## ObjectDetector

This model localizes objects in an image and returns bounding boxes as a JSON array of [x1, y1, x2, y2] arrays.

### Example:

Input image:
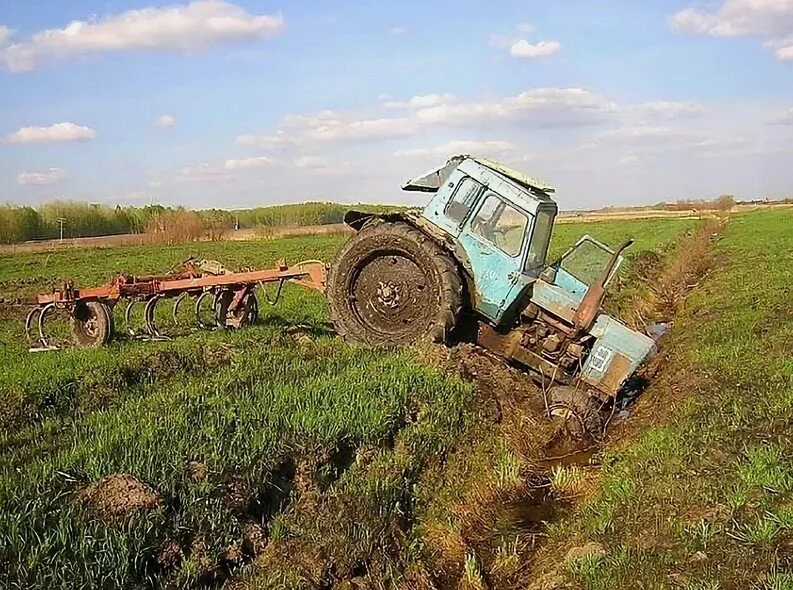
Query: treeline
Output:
[[0, 200, 409, 245]]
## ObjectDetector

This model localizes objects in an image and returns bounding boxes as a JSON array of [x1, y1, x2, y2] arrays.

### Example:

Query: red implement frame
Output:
[[24, 259, 328, 351], [29, 259, 327, 306]]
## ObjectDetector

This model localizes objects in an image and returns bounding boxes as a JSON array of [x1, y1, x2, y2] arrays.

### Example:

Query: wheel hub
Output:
[[350, 254, 436, 337], [376, 281, 401, 309]]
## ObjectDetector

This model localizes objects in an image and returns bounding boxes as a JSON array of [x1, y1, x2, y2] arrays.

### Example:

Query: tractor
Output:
[[327, 155, 658, 438]]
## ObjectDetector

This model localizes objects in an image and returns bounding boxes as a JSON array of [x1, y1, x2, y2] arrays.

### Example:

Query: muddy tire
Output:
[[548, 386, 605, 442], [328, 220, 463, 348], [71, 301, 113, 348]]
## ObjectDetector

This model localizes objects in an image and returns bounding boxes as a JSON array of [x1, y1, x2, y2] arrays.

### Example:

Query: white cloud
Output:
[[17, 167, 67, 186], [292, 155, 350, 174], [155, 114, 176, 128], [384, 93, 456, 109], [0, 1, 285, 72], [394, 139, 517, 158], [224, 156, 273, 169], [234, 131, 295, 149], [5, 122, 97, 143], [510, 39, 561, 58], [590, 124, 704, 145], [390, 27, 406, 36], [772, 107, 793, 124], [670, 1, 793, 61], [638, 100, 709, 118], [178, 154, 274, 181], [0, 25, 12, 46]]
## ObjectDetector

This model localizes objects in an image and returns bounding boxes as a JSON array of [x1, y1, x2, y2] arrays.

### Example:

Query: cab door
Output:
[[458, 190, 533, 324]]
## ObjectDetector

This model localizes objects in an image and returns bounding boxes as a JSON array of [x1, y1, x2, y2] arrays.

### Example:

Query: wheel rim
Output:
[[348, 252, 438, 339], [73, 302, 103, 345]]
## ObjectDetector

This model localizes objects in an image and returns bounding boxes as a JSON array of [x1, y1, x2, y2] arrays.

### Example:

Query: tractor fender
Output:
[[342, 209, 476, 300]]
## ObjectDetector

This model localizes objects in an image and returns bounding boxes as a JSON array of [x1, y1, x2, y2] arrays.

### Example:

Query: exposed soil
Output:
[[78, 473, 163, 520]]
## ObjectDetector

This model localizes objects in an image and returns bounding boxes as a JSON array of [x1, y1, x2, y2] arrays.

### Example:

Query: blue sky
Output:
[[0, 0, 792, 211]]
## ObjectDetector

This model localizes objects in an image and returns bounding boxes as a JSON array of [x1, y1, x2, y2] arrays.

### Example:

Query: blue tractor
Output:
[[328, 155, 657, 437]]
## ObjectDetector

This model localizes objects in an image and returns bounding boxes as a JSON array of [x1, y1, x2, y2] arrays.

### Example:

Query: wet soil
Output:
[[79, 473, 163, 520]]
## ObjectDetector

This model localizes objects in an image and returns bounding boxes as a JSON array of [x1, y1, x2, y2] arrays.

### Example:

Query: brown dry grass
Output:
[[145, 209, 206, 245]]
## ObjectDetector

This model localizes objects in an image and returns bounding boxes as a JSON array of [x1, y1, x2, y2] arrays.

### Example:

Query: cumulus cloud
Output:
[[390, 27, 406, 36], [510, 39, 561, 58], [670, 0, 793, 61], [293, 155, 349, 174], [0, 25, 11, 46], [223, 156, 273, 169], [234, 131, 296, 149], [0, 0, 284, 72], [262, 87, 619, 146], [17, 167, 67, 186], [638, 100, 709, 118], [178, 154, 274, 180], [384, 93, 457, 109], [772, 107, 793, 124], [5, 122, 97, 143], [394, 140, 517, 158], [155, 114, 176, 128]]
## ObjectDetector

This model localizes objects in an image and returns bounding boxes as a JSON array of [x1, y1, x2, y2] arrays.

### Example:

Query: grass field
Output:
[[1, 213, 767, 590]]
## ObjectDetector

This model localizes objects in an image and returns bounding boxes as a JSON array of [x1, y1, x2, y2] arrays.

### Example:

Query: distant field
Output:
[[0, 216, 721, 589]]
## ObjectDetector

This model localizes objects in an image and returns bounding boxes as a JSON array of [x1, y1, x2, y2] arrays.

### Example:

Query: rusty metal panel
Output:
[[529, 280, 577, 323]]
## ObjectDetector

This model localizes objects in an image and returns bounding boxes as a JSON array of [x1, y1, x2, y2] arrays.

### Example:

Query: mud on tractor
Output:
[[327, 155, 658, 438]]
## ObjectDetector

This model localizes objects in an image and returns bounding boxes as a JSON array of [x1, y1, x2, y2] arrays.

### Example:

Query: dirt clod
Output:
[[79, 473, 163, 519], [243, 523, 268, 555], [528, 571, 568, 590], [563, 541, 605, 564], [187, 460, 207, 482], [156, 538, 184, 568]]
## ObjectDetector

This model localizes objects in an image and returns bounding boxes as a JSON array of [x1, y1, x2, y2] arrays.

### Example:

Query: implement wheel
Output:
[[71, 301, 113, 348], [328, 220, 462, 348], [216, 290, 259, 329], [548, 386, 605, 442]]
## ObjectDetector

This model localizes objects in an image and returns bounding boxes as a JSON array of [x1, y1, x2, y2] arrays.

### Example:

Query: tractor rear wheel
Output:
[[328, 220, 462, 348]]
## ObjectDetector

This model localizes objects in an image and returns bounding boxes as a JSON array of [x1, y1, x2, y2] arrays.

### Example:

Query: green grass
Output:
[[0, 217, 698, 588], [539, 209, 793, 590]]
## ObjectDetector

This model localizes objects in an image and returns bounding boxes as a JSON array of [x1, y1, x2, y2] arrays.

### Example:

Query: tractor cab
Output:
[[404, 155, 559, 325]]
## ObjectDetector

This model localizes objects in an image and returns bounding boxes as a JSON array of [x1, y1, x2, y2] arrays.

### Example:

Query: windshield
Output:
[[560, 238, 614, 286], [470, 193, 528, 257]]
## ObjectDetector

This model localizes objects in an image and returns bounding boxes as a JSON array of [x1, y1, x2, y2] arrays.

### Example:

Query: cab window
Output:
[[470, 193, 528, 257], [445, 177, 482, 225], [526, 209, 554, 271]]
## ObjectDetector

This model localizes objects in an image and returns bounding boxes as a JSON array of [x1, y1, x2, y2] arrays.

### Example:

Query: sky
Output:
[[0, 0, 792, 211]]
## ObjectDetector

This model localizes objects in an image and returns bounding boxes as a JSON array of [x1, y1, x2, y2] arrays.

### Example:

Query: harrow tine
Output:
[[143, 295, 170, 341], [172, 292, 189, 326], [37, 303, 56, 349], [195, 291, 216, 330], [25, 307, 42, 343], [125, 300, 139, 336]]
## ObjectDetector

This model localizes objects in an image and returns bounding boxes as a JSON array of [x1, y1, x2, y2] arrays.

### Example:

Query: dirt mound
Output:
[[79, 473, 163, 519]]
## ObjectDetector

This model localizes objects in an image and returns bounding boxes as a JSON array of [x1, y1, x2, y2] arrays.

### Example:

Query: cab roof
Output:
[[401, 154, 556, 195]]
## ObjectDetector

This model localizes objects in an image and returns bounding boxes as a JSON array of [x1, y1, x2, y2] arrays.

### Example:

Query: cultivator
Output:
[[22, 258, 327, 351]]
